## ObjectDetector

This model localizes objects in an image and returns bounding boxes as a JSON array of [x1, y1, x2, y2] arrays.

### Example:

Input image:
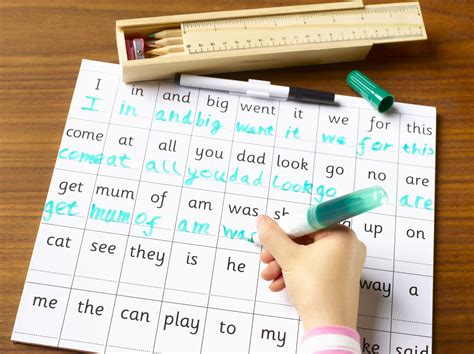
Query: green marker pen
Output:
[[256, 186, 388, 244]]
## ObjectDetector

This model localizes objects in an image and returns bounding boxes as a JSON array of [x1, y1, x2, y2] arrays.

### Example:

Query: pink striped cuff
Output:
[[301, 325, 361, 354], [303, 326, 360, 342]]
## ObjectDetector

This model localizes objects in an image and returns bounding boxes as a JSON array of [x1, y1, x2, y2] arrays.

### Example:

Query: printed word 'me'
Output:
[[32, 296, 57, 309]]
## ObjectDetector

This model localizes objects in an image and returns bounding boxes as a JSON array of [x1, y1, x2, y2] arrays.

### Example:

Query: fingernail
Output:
[[256, 215, 267, 227]]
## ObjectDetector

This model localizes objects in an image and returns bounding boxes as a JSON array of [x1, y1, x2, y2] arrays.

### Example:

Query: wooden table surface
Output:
[[1, 0, 473, 352]]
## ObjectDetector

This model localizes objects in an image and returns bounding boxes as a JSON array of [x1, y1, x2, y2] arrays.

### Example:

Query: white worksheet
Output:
[[12, 60, 436, 353]]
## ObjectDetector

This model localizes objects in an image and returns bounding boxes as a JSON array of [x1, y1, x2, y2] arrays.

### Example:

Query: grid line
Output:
[[17, 64, 436, 353]]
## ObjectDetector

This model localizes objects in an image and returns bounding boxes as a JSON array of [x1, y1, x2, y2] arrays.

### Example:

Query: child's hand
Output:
[[257, 215, 366, 330]]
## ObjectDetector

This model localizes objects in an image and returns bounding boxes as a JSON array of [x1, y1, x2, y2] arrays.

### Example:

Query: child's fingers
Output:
[[308, 224, 355, 244], [294, 235, 315, 246], [260, 236, 313, 262], [257, 215, 299, 264], [260, 249, 275, 264], [269, 274, 286, 292], [260, 260, 281, 281]]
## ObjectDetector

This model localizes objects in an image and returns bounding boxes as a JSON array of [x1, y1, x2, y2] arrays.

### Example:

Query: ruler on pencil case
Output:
[[182, 2, 426, 54]]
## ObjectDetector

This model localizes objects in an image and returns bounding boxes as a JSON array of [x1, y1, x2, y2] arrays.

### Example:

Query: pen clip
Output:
[[228, 90, 271, 99], [248, 79, 271, 85], [246, 79, 271, 99], [246, 90, 270, 99]]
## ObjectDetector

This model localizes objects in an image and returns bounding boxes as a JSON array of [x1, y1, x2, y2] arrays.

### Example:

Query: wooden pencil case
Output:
[[115, 2, 374, 83]]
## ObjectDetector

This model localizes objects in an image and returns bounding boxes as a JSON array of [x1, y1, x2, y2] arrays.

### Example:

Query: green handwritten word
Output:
[[155, 109, 193, 124], [222, 226, 256, 243], [321, 133, 346, 145], [357, 137, 393, 157], [235, 122, 274, 136], [195, 112, 223, 135], [284, 127, 301, 140], [58, 148, 131, 168], [402, 143, 435, 156], [185, 167, 264, 187], [313, 185, 337, 203], [90, 203, 130, 223], [177, 219, 210, 235], [399, 194, 434, 210], [119, 100, 137, 117], [271, 175, 313, 194], [270, 176, 337, 203], [81, 96, 102, 111], [89, 203, 160, 236], [43, 200, 79, 221], [134, 212, 161, 236], [145, 160, 181, 176], [154, 109, 223, 135]]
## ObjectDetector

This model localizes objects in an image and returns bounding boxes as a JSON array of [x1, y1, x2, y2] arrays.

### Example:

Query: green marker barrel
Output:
[[254, 186, 388, 245]]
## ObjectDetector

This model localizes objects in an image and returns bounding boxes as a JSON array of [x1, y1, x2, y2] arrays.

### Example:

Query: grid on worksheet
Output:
[[12, 59, 435, 353]]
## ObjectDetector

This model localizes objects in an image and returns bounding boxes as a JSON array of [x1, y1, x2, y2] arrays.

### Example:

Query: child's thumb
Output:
[[256, 215, 298, 264]]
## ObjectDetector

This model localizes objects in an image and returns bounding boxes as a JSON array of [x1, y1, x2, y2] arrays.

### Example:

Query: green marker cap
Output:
[[346, 70, 394, 113], [308, 186, 388, 228]]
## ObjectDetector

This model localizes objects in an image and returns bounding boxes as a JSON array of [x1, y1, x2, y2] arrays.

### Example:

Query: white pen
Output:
[[175, 74, 336, 105]]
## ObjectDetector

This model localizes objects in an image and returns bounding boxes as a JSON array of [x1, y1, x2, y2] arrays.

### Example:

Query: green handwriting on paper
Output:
[[155, 109, 223, 135], [43, 200, 79, 221], [183, 167, 339, 202], [89, 204, 160, 236], [399, 195, 434, 210], [321, 133, 346, 145], [43, 199, 161, 236], [81, 96, 102, 111], [155, 109, 193, 124], [89, 203, 131, 224], [194, 112, 223, 134], [357, 137, 393, 157], [271, 175, 337, 202], [271, 175, 313, 194], [177, 219, 210, 235], [222, 225, 256, 243], [184, 167, 264, 186], [284, 126, 301, 140], [235, 122, 274, 136], [313, 185, 337, 203], [58, 148, 131, 168], [402, 143, 435, 156], [145, 160, 181, 176], [119, 100, 138, 117]]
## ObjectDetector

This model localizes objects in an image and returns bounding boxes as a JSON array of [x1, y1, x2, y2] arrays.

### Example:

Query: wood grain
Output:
[[0, 0, 473, 352]]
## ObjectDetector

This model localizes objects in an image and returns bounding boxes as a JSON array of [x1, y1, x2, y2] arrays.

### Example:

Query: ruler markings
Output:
[[187, 5, 421, 28], [183, 3, 425, 54], [189, 33, 424, 54]]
